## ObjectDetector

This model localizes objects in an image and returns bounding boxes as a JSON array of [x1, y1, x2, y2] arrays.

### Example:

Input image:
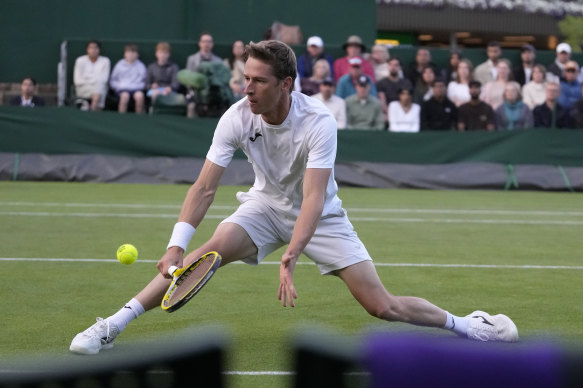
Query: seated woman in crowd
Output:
[[481, 58, 513, 110], [444, 51, 462, 84], [300, 58, 331, 96], [522, 64, 547, 110], [494, 81, 533, 130], [413, 66, 435, 104], [369, 44, 390, 81], [447, 58, 472, 107], [223, 40, 246, 100], [388, 86, 420, 132]]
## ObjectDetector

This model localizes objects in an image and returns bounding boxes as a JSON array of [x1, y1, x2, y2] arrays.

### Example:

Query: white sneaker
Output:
[[70, 318, 120, 355], [466, 310, 519, 343]]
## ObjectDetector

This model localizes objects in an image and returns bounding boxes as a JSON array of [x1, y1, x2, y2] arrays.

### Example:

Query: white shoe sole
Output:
[[69, 341, 114, 355]]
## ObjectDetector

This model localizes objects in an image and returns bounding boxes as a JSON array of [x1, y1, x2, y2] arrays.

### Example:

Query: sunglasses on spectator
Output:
[[566, 68, 577, 72]]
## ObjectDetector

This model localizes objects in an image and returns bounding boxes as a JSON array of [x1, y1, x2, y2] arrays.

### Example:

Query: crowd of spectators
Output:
[[10, 34, 583, 131], [317, 37, 583, 131]]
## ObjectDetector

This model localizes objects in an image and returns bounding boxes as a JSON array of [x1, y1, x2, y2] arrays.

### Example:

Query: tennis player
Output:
[[70, 40, 518, 355]]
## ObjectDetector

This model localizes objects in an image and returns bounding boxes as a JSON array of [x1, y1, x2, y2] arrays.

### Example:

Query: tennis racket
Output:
[[161, 251, 222, 312]]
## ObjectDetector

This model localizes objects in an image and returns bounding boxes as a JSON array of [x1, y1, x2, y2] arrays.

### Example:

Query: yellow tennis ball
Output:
[[117, 244, 138, 265]]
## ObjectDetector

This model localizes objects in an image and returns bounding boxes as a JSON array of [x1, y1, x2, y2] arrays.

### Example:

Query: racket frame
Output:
[[161, 251, 222, 312]]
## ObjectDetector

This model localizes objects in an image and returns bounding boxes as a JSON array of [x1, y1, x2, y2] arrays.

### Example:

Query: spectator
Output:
[[369, 44, 390, 81], [376, 58, 412, 120], [335, 57, 377, 99], [494, 81, 533, 130], [413, 66, 435, 105], [388, 86, 420, 132], [224, 40, 246, 100], [547, 42, 571, 83], [73, 40, 110, 111], [186, 32, 222, 72], [447, 58, 473, 107], [533, 82, 571, 128], [9, 77, 45, 107], [333, 35, 375, 83], [109, 44, 146, 114], [513, 43, 536, 86], [444, 51, 462, 84], [300, 59, 330, 96], [296, 36, 334, 80], [457, 81, 495, 131], [404, 48, 439, 88], [558, 60, 581, 110], [146, 42, 180, 102], [312, 77, 346, 129], [522, 64, 547, 110], [570, 83, 583, 128], [420, 77, 457, 130], [481, 58, 512, 110], [473, 41, 502, 86], [345, 75, 384, 130]]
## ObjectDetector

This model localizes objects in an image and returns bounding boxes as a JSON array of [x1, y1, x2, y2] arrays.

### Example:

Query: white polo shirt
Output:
[[207, 91, 343, 217]]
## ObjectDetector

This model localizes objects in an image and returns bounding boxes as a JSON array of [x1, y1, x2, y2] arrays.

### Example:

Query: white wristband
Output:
[[167, 222, 195, 251]]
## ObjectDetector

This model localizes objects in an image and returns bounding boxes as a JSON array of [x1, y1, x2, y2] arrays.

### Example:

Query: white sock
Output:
[[106, 298, 145, 332], [444, 311, 469, 337]]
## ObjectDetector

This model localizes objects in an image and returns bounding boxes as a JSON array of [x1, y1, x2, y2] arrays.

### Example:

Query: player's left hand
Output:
[[278, 251, 298, 307]]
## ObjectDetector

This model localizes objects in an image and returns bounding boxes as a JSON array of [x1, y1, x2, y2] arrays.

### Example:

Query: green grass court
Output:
[[1, 182, 582, 387]]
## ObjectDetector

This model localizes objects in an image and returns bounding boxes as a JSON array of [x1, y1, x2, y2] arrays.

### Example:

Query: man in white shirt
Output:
[[473, 41, 502, 86], [73, 40, 111, 111], [70, 40, 518, 356], [312, 77, 346, 129]]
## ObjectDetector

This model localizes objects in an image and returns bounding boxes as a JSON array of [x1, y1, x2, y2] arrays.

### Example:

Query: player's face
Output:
[[244, 57, 291, 122]]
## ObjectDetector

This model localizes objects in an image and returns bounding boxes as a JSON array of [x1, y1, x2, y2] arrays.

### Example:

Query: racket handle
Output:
[[168, 265, 179, 276]]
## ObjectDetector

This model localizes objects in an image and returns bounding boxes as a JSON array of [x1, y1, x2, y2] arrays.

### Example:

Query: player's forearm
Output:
[[287, 193, 324, 258], [178, 181, 216, 228]]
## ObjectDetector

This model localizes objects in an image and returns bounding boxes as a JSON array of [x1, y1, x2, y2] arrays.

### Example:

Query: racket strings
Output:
[[169, 256, 215, 303]]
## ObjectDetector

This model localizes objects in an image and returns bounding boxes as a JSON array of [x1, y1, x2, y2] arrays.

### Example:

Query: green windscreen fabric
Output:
[[2, 106, 583, 166]]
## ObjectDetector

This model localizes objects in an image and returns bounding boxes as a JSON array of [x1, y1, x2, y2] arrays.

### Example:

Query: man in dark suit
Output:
[[9, 77, 45, 107], [513, 44, 536, 87]]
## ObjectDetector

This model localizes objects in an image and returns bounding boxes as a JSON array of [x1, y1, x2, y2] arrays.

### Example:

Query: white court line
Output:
[[1, 201, 582, 217], [1, 257, 582, 270], [1, 211, 583, 226]]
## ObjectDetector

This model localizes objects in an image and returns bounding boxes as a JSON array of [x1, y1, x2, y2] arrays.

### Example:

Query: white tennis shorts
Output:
[[221, 199, 372, 274]]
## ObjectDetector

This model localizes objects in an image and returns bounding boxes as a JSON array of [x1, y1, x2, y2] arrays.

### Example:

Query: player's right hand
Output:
[[157, 246, 184, 279]]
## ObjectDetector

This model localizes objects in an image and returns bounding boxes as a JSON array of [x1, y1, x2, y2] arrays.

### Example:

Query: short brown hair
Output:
[[156, 42, 171, 53], [124, 44, 139, 53], [244, 40, 297, 93]]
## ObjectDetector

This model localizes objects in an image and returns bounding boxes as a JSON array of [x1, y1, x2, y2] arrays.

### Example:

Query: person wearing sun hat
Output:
[[333, 35, 375, 83]]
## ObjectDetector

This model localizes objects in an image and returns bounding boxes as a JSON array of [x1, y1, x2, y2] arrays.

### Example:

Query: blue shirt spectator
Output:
[[335, 58, 377, 99], [558, 61, 581, 110]]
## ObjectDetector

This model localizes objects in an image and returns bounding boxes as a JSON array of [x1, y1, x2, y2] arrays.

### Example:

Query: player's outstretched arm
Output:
[[157, 159, 225, 277], [278, 168, 331, 307]]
